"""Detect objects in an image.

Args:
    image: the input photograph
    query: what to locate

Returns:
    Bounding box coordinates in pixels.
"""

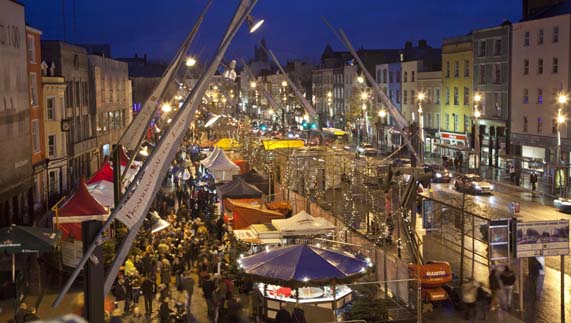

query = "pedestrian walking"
[509,164,515,182]
[112,278,129,314]
[488,267,502,310]
[141,275,154,316]
[500,266,516,310]
[529,256,545,300]
[461,280,480,322]
[181,272,195,317]
[530,171,538,193]
[202,274,216,318]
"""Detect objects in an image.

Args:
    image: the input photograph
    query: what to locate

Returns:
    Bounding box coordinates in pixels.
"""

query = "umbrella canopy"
[0,225,60,254]
[239,244,370,287]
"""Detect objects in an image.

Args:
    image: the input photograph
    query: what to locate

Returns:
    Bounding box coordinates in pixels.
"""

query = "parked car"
[554,198,571,213]
[453,174,494,194]
[357,144,378,156]
[424,164,451,183]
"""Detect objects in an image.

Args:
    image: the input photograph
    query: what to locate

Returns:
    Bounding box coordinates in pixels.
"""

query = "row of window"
[521,116,560,135]
[523,27,559,46]
[477,39,503,57]
[445,60,470,78]
[522,88,564,105]
[522,58,558,75]
[443,87,471,106]
[427,113,470,133]
[376,69,403,84]
[65,80,89,108]
[96,110,128,134]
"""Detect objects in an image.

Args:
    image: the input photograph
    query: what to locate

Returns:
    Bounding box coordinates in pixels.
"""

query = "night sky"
[21,0,521,64]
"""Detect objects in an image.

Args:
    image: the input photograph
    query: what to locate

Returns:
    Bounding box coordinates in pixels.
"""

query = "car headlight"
[489,185,494,190]
[474,185,481,189]
[435,173,442,178]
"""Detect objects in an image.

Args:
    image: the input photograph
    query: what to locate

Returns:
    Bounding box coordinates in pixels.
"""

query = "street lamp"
[417,92,425,163]
[281,80,287,87]
[473,93,482,169]
[185,57,196,67]
[357,75,365,84]
[379,109,387,151]
[250,81,257,89]
[247,15,264,33]
[556,93,568,195]
[161,103,172,113]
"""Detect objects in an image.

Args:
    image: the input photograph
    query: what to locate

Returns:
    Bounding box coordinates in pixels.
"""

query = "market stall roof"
[272,210,335,236]
[239,244,370,287]
[262,139,305,150]
[217,177,263,199]
[234,227,283,245]
[58,179,109,222]
[87,162,114,184]
[237,170,268,194]
[87,180,114,207]
[224,198,285,230]
[214,138,241,150]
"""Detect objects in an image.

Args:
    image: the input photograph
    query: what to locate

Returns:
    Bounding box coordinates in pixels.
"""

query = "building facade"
[472,22,512,168]
[0,0,33,225]
[88,54,132,162]
[417,70,442,152]
[42,70,68,204]
[441,35,474,147]
[41,41,98,187]
[26,26,47,218]
[510,10,571,169]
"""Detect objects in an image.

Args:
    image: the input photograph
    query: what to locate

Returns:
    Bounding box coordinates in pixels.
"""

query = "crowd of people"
[109,140,248,323]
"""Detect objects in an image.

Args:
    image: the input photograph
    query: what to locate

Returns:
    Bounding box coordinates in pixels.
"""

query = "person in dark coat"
[488,267,501,310]
[141,276,155,316]
[158,297,171,323]
[202,274,216,318]
[291,304,307,323]
[275,303,292,323]
[112,278,129,314]
[500,266,516,310]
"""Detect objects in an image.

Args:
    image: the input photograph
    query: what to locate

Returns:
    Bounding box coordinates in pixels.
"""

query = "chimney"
[404,41,413,49]
[418,39,428,48]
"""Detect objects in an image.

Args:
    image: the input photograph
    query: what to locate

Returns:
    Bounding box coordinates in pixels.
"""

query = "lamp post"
[474,93,482,169]
[557,94,567,196]
[417,92,425,164]
[281,80,287,132]
[361,91,368,146]
[379,109,386,152]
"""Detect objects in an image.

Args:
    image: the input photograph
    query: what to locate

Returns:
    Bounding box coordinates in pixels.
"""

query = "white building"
[510,5,571,168]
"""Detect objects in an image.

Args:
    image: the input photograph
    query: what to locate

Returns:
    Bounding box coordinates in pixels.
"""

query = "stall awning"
[262,139,305,150]
[217,177,263,200]
[214,138,241,150]
[87,162,114,184]
[272,210,335,236]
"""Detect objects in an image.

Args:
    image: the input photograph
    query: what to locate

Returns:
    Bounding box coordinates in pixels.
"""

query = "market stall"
[55,179,109,267]
[214,137,241,150]
[223,198,285,230]
[272,210,335,237]
[200,148,240,182]
[237,170,269,194]
[238,244,371,321]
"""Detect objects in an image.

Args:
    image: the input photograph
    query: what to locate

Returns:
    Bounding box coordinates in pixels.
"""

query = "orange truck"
[408,261,453,302]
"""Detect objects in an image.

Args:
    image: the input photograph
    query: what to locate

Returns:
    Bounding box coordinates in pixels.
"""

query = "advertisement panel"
[516,220,570,258]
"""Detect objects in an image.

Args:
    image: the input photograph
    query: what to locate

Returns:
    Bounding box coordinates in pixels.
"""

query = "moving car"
[453,174,494,194]
[554,198,571,213]
[424,164,451,183]
[357,143,378,156]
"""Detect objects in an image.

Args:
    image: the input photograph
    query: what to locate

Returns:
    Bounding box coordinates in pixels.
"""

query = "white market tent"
[200,147,222,168]
[200,148,239,182]
[271,210,336,237]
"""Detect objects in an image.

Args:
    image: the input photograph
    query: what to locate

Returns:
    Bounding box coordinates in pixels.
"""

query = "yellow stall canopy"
[262,139,305,150]
[214,138,241,150]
